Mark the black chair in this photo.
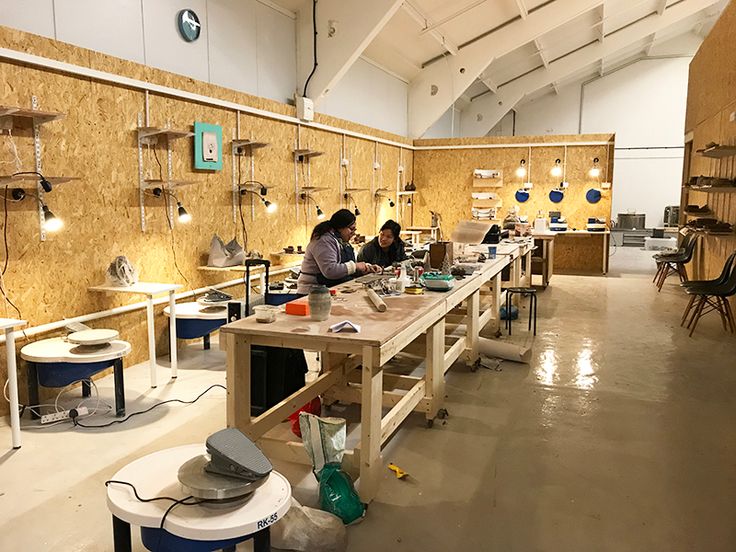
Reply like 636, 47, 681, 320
505, 287, 537, 336
655, 233, 698, 292
653, 232, 694, 284
680, 251, 736, 326
681, 256, 736, 337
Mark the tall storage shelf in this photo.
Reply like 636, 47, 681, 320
471, 169, 503, 222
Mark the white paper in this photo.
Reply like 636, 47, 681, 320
328, 320, 361, 333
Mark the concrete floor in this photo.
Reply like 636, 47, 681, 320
2, 247, 735, 551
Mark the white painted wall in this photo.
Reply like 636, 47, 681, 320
487, 57, 692, 227
317, 57, 408, 136
423, 106, 461, 139
0, 0, 297, 104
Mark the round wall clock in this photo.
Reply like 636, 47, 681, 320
177, 9, 201, 42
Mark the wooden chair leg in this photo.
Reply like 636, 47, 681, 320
653, 262, 663, 283
689, 295, 707, 337
681, 295, 697, 326
716, 297, 729, 331
687, 295, 705, 329
723, 298, 736, 333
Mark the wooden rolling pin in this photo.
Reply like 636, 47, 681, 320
366, 288, 387, 312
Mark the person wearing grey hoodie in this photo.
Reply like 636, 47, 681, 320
296, 209, 380, 295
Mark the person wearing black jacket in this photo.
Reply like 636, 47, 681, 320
358, 220, 408, 268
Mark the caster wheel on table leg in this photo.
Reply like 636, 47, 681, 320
437, 408, 449, 420
426, 418, 434, 428
469, 359, 480, 372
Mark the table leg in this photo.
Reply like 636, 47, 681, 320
6, 328, 21, 448
226, 334, 252, 433
82, 380, 91, 398
145, 296, 157, 388
491, 274, 502, 333
512, 255, 521, 306
169, 291, 177, 379
203, 333, 211, 350
465, 290, 480, 366
426, 318, 445, 422
253, 527, 271, 552
112, 515, 131, 552
359, 346, 382, 503
27, 361, 39, 420
113, 358, 126, 417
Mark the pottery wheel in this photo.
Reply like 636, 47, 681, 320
68, 328, 119, 345
70, 343, 112, 354
178, 455, 265, 506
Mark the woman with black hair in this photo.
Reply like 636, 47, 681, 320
358, 219, 408, 268
296, 209, 381, 294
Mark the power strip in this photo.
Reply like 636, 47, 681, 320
40, 406, 89, 424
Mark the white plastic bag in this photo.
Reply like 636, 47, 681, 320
105, 256, 138, 287
270, 498, 347, 552
207, 235, 246, 267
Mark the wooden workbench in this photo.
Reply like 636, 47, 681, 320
221, 254, 512, 502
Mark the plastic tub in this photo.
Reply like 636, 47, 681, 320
254, 305, 277, 323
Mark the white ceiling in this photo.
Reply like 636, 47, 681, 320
267, 0, 726, 130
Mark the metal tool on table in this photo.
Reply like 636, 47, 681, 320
178, 428, 273, 506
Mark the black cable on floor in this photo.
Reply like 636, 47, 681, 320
72, 384, 226, 428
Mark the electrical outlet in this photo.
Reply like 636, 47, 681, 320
41, 406, 89, 424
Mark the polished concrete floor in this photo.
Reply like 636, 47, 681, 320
1, 247, 735, 551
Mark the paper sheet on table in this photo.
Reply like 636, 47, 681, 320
328, 320, 361, 333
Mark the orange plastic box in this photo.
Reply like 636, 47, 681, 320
285, 299, 310, 316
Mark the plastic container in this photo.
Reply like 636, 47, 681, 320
308, 286, 332, 321
254, 305, 277, 323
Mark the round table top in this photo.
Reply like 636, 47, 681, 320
20, 337, 131, 363
106, 444, 291, 540
163, 302, 228, 320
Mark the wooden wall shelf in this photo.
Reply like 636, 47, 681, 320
233, 139, 269, 155
0, 106, 63, 129
138, 127, 193, 145
294, 149, 323, 161
696, 145, 736, 158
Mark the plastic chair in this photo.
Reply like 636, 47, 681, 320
505, 287, 537, 335
680, 251, 736, 326
652, 232, 694, 284
682, 258, 736, 336
655, 233, 698, 291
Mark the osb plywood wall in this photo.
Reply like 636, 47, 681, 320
0, 25, 412, 417
683, 0, 736, 282
412, 135, 615, 235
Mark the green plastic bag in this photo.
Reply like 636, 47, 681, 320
299, 413, 366, 524
318, 463, 365, 525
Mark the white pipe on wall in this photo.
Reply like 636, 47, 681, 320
0, 46, 612, 153
0, 265, 296, 345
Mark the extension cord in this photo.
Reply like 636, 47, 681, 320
40, 406, 89, 424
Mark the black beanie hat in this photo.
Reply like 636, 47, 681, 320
330, 209, 356, 229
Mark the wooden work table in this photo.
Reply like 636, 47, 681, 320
221, 253, 512, 503
533, 231, 610, 276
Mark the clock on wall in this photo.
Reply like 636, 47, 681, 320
177, 9, 201, 42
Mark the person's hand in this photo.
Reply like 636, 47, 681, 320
369, 264, 383, 273
356, 261, 370, 274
